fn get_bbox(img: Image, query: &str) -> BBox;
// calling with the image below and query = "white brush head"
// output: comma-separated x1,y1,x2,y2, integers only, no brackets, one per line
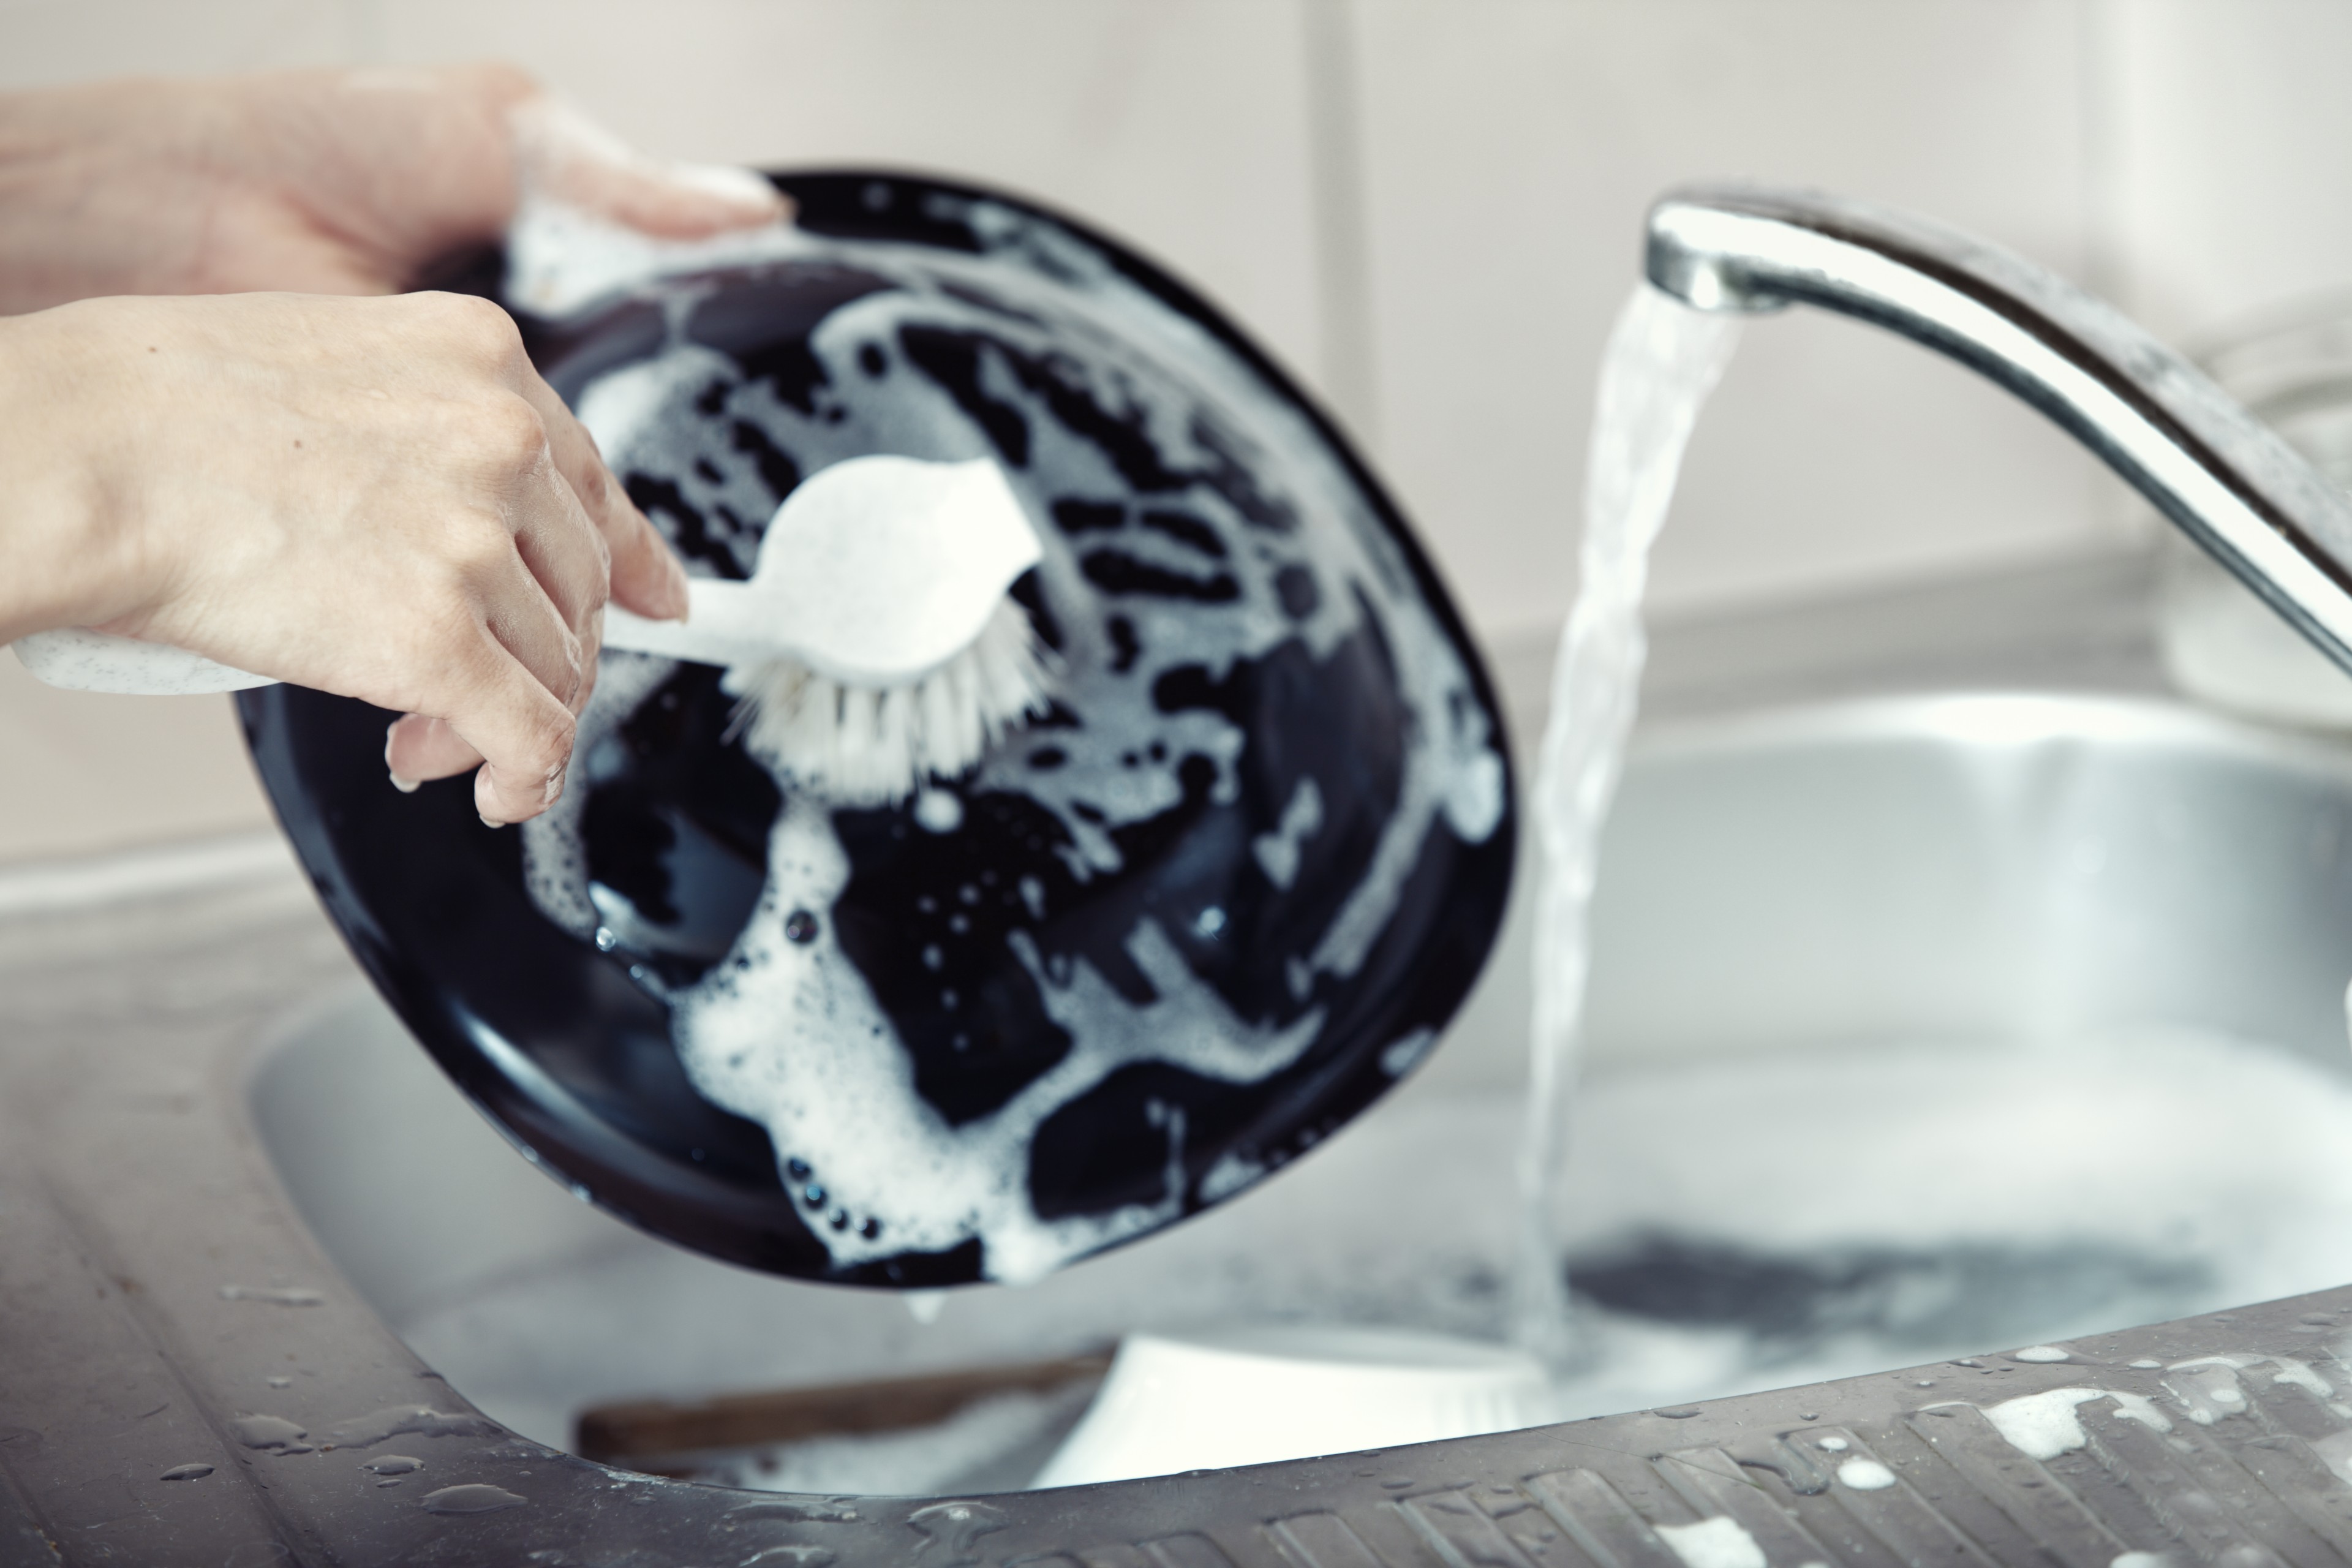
723,598,1054,805
603,454,1058,805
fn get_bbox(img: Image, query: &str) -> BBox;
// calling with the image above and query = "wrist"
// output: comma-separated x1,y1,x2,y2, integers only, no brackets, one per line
0,301,168,641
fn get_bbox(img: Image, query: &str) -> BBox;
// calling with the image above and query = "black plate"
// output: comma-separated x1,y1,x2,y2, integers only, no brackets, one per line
240,171,1516,1287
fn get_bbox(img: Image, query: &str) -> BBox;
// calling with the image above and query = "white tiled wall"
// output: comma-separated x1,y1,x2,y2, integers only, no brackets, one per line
2,0,2350,859
0,0,347,83
1354,0,2117,636
2102,0,2352,341
370,0,1330,388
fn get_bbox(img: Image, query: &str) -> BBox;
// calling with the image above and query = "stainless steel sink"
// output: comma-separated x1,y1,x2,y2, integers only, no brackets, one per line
246,690,2352,1476
1586,692,2352,1074
23,565,2352,1562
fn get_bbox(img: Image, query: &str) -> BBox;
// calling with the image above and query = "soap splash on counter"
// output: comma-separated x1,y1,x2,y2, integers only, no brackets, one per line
1512,285,1742,1368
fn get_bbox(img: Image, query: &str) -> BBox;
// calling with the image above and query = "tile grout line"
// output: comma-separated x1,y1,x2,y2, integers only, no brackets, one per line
0,829,298,921
1302,0,1381,454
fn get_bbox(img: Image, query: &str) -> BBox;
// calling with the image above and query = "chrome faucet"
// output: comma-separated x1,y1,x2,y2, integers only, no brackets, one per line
1645,184,2352,674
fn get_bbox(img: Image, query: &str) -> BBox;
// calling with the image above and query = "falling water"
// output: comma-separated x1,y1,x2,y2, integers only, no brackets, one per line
1510,285,1743,1368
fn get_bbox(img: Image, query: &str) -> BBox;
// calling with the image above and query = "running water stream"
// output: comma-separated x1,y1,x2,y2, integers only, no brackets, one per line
1510,285,1743,1369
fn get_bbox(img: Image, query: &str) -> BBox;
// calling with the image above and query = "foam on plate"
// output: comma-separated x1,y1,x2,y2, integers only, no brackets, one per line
516,190,1505,1281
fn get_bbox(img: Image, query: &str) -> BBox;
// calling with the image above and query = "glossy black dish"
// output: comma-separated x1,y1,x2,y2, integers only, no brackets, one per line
239,170,1516,1287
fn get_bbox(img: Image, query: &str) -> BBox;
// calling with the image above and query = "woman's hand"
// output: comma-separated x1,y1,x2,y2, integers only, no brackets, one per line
0,64,783,821
0,64,786,311
0,290,688,826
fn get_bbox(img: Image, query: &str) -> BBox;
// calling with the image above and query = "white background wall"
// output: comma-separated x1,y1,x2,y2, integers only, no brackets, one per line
0,0,2344,860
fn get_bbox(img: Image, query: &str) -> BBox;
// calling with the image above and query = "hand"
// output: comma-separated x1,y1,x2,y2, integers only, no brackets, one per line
0,64,788,311
0,64,784,820
0,291,690,825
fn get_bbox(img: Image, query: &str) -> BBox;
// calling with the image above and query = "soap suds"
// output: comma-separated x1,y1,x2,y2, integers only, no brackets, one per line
1970,1387,2173,1460
1656,1516,1768,1568
519,190,1504,1281
1836,1457,1896,1490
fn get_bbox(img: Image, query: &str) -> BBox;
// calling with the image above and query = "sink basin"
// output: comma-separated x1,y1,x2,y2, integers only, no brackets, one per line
248,691,2352,1485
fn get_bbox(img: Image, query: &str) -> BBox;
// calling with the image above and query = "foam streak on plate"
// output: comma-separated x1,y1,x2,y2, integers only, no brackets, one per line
519,190,1506,1282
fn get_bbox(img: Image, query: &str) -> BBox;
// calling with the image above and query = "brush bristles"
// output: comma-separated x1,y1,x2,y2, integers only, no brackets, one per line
726,601,1054,805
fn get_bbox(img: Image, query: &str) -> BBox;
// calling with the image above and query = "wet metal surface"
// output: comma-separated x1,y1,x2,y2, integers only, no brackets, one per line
15,692,2352,1560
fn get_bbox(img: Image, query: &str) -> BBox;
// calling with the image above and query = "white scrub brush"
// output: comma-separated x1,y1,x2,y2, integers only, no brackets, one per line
12,454,1052,805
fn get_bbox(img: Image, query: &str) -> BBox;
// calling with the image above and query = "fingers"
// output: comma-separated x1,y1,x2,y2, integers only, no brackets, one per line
480,510,589,717
516,371,688,620
507,94,790,239
386,363,647,816
385,713,480,788
605,496,691,620
385,606,601,795
442,628,581,825
576,158,791,241
507,437,611,646
402,478,589,823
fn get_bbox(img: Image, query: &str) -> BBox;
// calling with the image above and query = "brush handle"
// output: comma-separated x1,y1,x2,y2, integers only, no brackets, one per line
10,628,270,695
1,607,761,696
7,588,801,697
8,585,816,696
603,579,799,669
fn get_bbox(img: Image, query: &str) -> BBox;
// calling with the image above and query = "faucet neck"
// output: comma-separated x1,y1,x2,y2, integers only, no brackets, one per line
1646,184,2352,675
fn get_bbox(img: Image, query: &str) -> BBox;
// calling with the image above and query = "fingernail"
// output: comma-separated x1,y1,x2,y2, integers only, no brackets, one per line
389,771,420,794
666,160,789,217
542,763,568,807
480,814,506,830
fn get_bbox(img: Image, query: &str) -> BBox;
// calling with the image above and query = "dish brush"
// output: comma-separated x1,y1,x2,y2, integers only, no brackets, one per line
13,454,1052,805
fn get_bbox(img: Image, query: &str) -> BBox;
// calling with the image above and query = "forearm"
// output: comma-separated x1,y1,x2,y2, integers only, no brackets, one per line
0,80,214,315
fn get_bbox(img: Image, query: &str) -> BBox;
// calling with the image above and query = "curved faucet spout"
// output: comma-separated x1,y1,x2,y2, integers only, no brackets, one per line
1645,184,2352,676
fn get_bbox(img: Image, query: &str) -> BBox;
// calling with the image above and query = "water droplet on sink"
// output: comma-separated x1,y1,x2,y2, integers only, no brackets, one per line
218,1286,323,1307
228,1415,308,1451
905,1500,1005,1560
266,1376,292,1389
423,1483,526,1515
363,1455,424,1475
160,1463,214,1481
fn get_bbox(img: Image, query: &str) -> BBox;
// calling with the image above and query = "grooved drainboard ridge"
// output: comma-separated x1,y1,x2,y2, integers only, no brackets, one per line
982,1288,2352,1568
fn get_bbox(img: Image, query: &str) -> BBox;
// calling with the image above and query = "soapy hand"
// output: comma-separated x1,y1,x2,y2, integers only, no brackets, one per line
0,66,788,822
